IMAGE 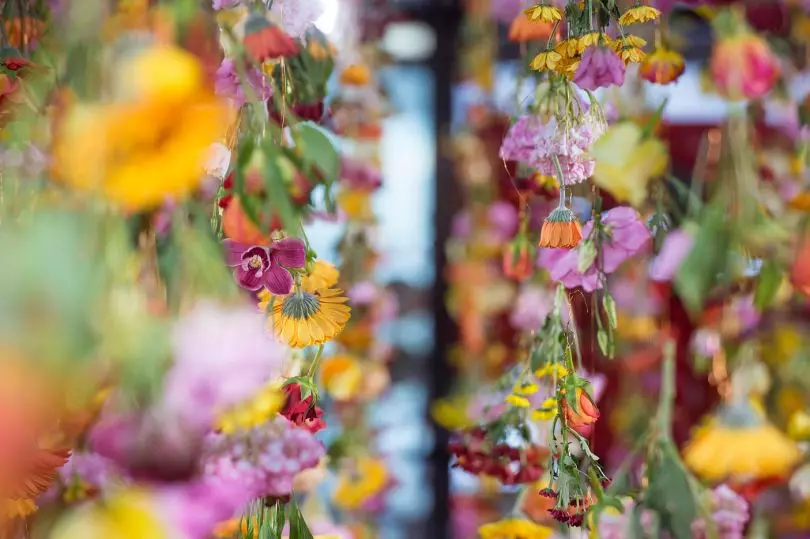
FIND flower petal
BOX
[263,265,294,295]
[222,239,252,267]
[271,238,307,268]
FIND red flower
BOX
[281,383,326,434]
[243,13,298,63]
[2,57,31,71]
[502,239,533,281]
[562,388,600,435]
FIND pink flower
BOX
[538,206,650,290]
[214,59,272,107]
[488,201,519,241]
[649,228,694,282]
[162,301,287,433]
[510,285,554,331]
[155,479,253,539]
[348,281,378,305]
[710,33,780,100]
[271,0,324,37]
[223,238,306,294]
[490,0,523,23]
[340,157,382,190]
[212,0,240,9]
[574,46,626,91]
[692,485,749,539]
[499,115,600,185]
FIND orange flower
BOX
[508,14,556,43]
[4,17,45,49]
[243,12,298,62]
[562,388,600,434]
[791,237,810,296]
[502,239,534,281]
[221,196,280,246]
[538,207,582,249]
[340,64,372,86]
[639,48,685,85]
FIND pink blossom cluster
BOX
[499,115,600,185]
[538,206,650,291]
[214,59,273,108]
[202,417,325,498]
[161,302,287,435]
[692,485,750,539]
[58,451,127,491]
[340,156,383,191]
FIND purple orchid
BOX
[223,238,306,294]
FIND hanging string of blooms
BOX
[444,0,810,536]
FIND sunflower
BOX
[618,3,661,25]
[271,287,351,348]
[51,45,229,211]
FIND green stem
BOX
[307,343,324,378]
[656,340,676,439]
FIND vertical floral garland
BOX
[444,0,810,537]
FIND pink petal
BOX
[263,265,294,295]
[222,239,251,267]
[271,238,307,268]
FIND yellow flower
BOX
[614,35,647,49]
[591,122,668,207]
[577,32,601,53]
[505,394,531,408]
[52,491,169,539]
[683,403,801,482]
[618,46,646,64]
[52,45,229,211]
[303,260,340,292]
[478,518,553,539]
[535,364,569,378]
[530,49,562,71]
[514,383,539,395]
[556,56,581,80]
[616,314,657,341]
[271,287,351,348]
[319,355,364,401]
[618,4,661,25]
[788,411,810,440]
[333,457,389,511]
[524,4,562,24]
[554,38,579,59]
[431,397,473,430]
[337,189,373,221]
[215,383,286,434]
[531,398,558,421]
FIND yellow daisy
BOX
[505,394,531,408]
[554,38,579,59]
[614,35,647,49]
[531,398,558,421]
[530,49,563,71]
[271,287,351,348]
[524,4,563,24]
[618,3,661,25]
[535,364,569,378]
[577,31,601,53]
[618,46,647,64]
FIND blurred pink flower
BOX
[212,0,240,9]
[161,302,287,433]
[488,201,519,241]
[574,46,626,91]
[490,0,523,23]
[155,479,252,539]
[348,281,378,305]
[510,285,554,332]
[214,59,272,107]
[692,485,749,539]
[271,0,324,37]
[649,228,694,282]
[340,157,383,190]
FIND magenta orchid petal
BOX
[234,266,265,291]
[223,239,253,267]
[271,238,307,268]
[263,265,295,295]
[230,245,271,291]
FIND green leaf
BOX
[288,501,314,539]
[293,122,340,183]
[577,240,597,273]
[261,142,298,232]
[603,294,618,329]
[597,329,610,356]
[644,445,697,539]
[754,259,782,310]
[674,202,731,316]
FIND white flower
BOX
[204,142,231,179]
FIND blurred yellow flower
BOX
[592,122,668,207]
[52,45,229,211]
[619,5,661,25]
[52,491,168,539]
[319,355,364,401]
[216,383,286,434]
[333,457,389,511]
[524,4,563,24]
[683,403,801,482]
[506,394,531,408]
[514,383,540,395]
[531,398,558,421]
[337,189,373,220]
[535,364,569,378]
[431,396,473,430]
[788,410,810,440]
[478,518,553,539]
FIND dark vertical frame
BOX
[418,2,463,538]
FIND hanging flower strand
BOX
[538,155,582,249]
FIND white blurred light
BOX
[382,22,436,61]
[315,0,339,34]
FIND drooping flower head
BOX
[574,45,626,91]
[639,47,686,85]
[223,237,306,294]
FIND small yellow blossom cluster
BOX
[478,517,553,539]
[504,363,570,420]
[215,383,286,434]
